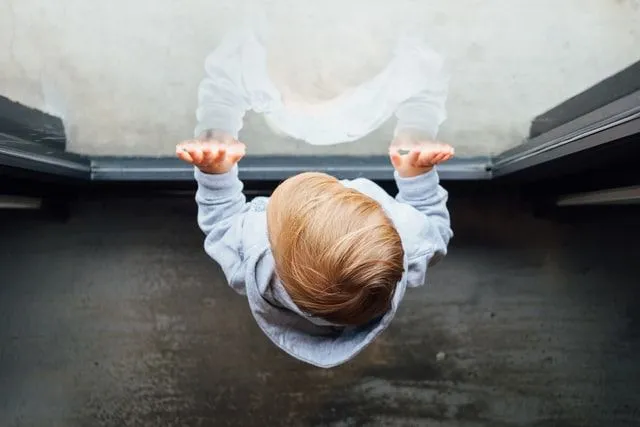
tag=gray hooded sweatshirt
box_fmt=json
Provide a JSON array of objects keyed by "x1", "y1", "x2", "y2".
[{"x1": 195, "y1": 166, "x2": 452, "y2": 368}]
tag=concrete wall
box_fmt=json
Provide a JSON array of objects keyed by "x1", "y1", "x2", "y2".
[{"x1": 1, "y1": 0, "x2": 639, "y2": 157}]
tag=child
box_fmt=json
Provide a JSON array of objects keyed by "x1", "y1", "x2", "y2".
[{"x1": 176, "y1": 138, "x2": 454, "y2": 368}]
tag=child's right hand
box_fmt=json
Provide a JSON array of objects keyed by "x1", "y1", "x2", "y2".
[
  {"x1": 389, "y1": 142, "x2": 454, "y2": 178},
  {"x1": 176, "y1": 138, "x2": 246, "y2": 175}
]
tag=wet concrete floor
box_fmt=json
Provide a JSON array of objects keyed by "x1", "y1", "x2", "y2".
[{"x1": 1, "y1": 193, "x2": 639, "y2": 426}]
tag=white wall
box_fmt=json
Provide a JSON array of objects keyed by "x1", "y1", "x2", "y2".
[{"x1": 1, "y1": 0, "x2": 639, "y2": 157}]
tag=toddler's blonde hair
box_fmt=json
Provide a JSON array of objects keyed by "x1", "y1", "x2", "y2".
[{"x1": 267, "y1": 172, "x2": 404, "y2": 325}]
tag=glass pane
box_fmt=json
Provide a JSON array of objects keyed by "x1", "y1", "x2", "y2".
[{"x1": 1, "y1": 0, "x2": 639, "y2": 159}]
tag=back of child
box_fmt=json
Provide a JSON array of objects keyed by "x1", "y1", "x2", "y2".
[{"x1": 176, "y1": 138, "x2": 454, "y2": 367}]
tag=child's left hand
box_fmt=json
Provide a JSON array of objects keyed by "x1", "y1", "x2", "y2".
[{"x1": 389, "y1": 138, "x2": 454, "y2": 178}]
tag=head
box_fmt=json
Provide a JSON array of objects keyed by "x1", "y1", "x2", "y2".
[{"x1": 267, "y1": 172, "x2": 404, "y2": 326}]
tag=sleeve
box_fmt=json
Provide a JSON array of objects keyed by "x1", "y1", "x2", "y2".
[
  {"x1": 194, "y1": 166, "x2": 249, "y2": 294},
  {"x1": 195, "y1": 32, "x2": 252, "y2": 139},
  {"x1": 394, "y1": 169, "x2": 453, "y2": 287}
]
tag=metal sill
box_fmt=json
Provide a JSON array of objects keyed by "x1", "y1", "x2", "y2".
[
  {"x1": 90, "y1": 155, "x2": 492, "y2": 181},
  {"x1": 1, "y1": 132, "x2": 490, "y2": 182}
]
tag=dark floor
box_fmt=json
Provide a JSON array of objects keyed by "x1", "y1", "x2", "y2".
[{"x1": 0, "y1": 193, "x2": 639, "y2": 427}]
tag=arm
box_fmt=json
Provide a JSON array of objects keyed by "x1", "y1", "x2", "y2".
[
  {"x1": 194, "y1": 166, "x2": 248, "y2": 293},
  {"x1": 195, "y1": 32, "x2": 252, "y2": 139},
  {"x1": 389, "y1": 143, "x2": 454, "y2": 287},
  {"x1": 395, "y1": 169, "x2": 452, "y2": 264},
  {"x1": 177, "y1": 140, "x2": 248, "y2": 294}
]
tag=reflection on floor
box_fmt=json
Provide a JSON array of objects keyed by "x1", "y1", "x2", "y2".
[
  {"x1": 0, "y1": 195, "x2": 639, "y2": 426},
  {"x1": 1, "y1": 0, "x2": 639, "y2": 157}
]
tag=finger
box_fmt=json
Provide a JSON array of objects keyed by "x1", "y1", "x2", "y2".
[
  {"x1": 227, "y1": 152, "x2": 244, "y2": 164},
  {"x1": 434, "y1": 144, "x2": 454, "y2": 156},
  {"x1": 227, "y1": 144, "x2": 246, "y2": 163},
  {"x1": 408, "y1": 149, "x2": 421, "y2": 166},
  {"x1": 201, "y1": 144, "x2": 216, "y2": 166},
  {"x1": 176, "y1": 141, "x2": 192, "y2": 155},
  {"x1": 432, "y1": 152, "x2": 448, "y2": 164},
  {"x1": 418, "y1": 149, "x2": 436, "y2": 167},
  {"x1": 214, "y1": 145, "x2": 227, "y2": 162},
  {"x1": 389, "y1": 150, "x2": 403, "y2": 169},
  {"x1": 176, "y1": 149, "x2": 193, "y2": 164},
  {"x1": 189, "y1": 144, "x2": 204, "y2": 164},
  {"x1": 179, "y1": 142, "x2": 195, "y2": 154},
  {"x1": 206, "y1": 145, "x2": 222, "y2": 163}
]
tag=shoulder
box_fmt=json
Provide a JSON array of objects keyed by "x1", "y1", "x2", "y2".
[
  {"x1": 240, "y1": 198, "x2": 271, "y2": 253},
  {"x1": 248, "y1": 196, "x2": 269, "y2": 213},
  {"x1": 341, "y1": 178, "x2": 395, "y2": 205},
  {"x1": 341, "y1": 178, "x2": 431, "y2": 258}
]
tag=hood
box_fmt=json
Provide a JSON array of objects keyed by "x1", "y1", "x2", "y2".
[
  {"x1": 241, "y1": 180, "x2": 429, "y2": 368},
  {"x1": 244, "y1": 247, "x2": 409, "y2": 369}
]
